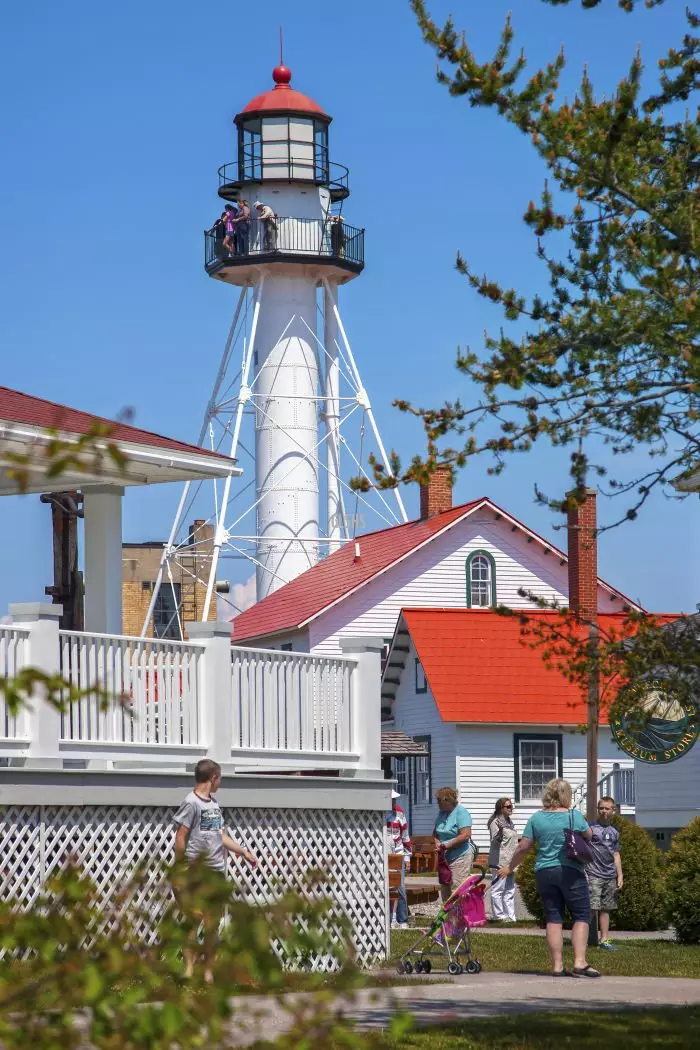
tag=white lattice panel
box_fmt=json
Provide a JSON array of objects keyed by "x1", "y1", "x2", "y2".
[{"x1": 0, "y1": 804, "x2": 387, "y2": 968}]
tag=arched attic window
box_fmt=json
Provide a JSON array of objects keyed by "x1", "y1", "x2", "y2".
[{"x1": 466, "y1": 550, "x2": 497, "y2": 608}]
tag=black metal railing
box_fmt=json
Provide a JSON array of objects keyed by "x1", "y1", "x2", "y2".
[
  {"x1": 204, "y1": 216, "x2": 364, "y2": 270},
  {"x1": 217, "y1": 158, "x2": 350, "y2": 199}
]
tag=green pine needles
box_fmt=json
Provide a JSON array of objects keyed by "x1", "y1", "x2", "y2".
[{"x1": 370, "y1": 1, "x2": 699, "y2": 530}]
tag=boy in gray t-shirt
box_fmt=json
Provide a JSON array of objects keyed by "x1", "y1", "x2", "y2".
[
  {"x1": 174, "y1": 759, "x2": 257, "y2": 979},
  {"x1": 586, "y1": 796, "x2": 623, "y2": 951}
]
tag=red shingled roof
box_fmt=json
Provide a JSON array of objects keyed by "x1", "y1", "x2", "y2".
[
  {"x1": 401, "y1": 608, "x2": 680, "y2": 725},
  {"x1": 0, "y1": 386, "x2": 232, "y2": 461},
  {"x1": 232, "y1": 499, "x2": 484, "y2": 642},
  {"x1": 232, "y1": 496, "x2": 639, "y2": 643}
]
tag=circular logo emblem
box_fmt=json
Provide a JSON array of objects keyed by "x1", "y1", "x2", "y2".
[{"x1": 611, "y1": 684, "x2": 699, "y2": 764}]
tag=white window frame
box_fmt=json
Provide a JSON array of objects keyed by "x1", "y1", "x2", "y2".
[
  {"x1": 517, "y1": 736, "x2": 561, "y2": 802},
  {"x1": 470, "y1": 553, "x2": 492, "y2": 607}
]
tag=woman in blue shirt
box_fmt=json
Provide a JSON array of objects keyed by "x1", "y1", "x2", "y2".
[
  {"x1": 433, "y1": 786, "x2": 474, "y2": 901},
  {"x1": 497, "y1": 778, "x2": 599, "y2": 978}
]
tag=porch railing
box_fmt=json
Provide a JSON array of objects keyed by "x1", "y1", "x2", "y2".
[
  {"x1": 231, "y1": 647, "x2": 353, "y2": 755},
  {"x1": 0, "y1": 625, "x2": 30, "y2": 740},
  {"x1": 58, "y1": 630, "x2": 203, "y2": 748},
  {"x1": 572, "y1": 763, "x2": 636, "y2": 810},
  {"x1": 0, "y1": 607, "x2": 379, "y2": 772}
]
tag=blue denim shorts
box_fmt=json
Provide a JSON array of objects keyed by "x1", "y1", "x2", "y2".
[{"x1": 535, "y1": 865, "x2": 590, "y2": 924}]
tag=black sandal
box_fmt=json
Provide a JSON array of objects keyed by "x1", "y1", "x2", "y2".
[
  {"x1": 572, "y1": 965, "x2": 601, "y2": 978},
  {"x1": 552, "y1": 970, "x2": 572, "y2": 977}
]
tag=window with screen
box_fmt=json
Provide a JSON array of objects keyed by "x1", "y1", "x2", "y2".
[{"x1": 514, "y1": 734, "x2": 562, "y2": 802}]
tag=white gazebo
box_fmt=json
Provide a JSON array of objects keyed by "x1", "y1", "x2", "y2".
[{"x1": 0, "y1": 385, "x2": 241, "y2": 634}]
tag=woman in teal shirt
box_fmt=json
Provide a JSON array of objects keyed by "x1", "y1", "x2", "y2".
[
  {"x1": 433, "y1": 786, "x2": 474, "y2": 901},
  {"x1": 498, "y1": 778, "x2": 599, "y2": 978}
]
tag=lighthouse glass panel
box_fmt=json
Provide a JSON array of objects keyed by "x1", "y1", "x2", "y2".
[
  {"x1": 240, "y1": 119, "x2": 262, "y2": 180},
  {"x1": 257, "y1": 116, "x2": 315, "y2": 181},
  {"x1": 314, "y1": 121, "x2": 329, "y2": 181},
  {"x1": 470, "y1": 554, "x2": 492, "y2": 607}
]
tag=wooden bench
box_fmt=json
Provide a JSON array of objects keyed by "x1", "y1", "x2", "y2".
[
  {"x1": 410, "y1": 835, "x2": 437, "y2": 874},
  {"x1": 389, "y1": 853, "x2": 439, "y2": 908},
  {"x1": 406, "y1": 885, "x2": 439, "y2": 906}
]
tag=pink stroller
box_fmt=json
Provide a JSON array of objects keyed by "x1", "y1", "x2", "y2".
[{"x1": 397, "y1": 869, "x2": 487, "y2": 975}]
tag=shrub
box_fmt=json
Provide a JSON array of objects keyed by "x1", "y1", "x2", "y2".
[
  {"x1": 515, "y1": 846, "x2": 544, "y2": 924},
  {"x1": 665, "y1": 817, "x2": 700, "y2": 944},
  {"x1": 609, "y1": 815, "x2": 665, "y2": 931},
  {"x1": 515, "y1": 815, "x2": 666, "y2": 930}
]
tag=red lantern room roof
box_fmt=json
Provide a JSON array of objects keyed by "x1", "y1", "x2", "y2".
[{"x1": 236, "y1": 65, "x2": 330, "y2": 122}]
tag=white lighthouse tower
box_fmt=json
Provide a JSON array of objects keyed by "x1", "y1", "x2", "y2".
[{"x1": 144, "y1": 63, "x2": 406, "y2": 634}]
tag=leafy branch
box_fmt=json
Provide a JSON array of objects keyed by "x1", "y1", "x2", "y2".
[{"x1": 362, "y1": 1, "x2": 700, "y2": 531}]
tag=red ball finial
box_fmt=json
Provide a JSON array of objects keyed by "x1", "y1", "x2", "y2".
[{"x1": 272, "y1": 64, "x2": 292, "y2": 86}]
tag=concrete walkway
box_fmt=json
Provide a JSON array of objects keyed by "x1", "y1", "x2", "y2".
[
  {"x1": 232, "y1": 972, "x2": 700, "y2": 1044},
  {"x1": 407, "y1": 926, "x2": 677, "y2": 941},
  {"x1": 345, "y1": 973, "x2": 700, "y2": 1027}
]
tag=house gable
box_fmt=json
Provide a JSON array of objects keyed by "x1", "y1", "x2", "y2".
[
  {"x1": 309, "y1": 508, "x2": 623, "y2": 656},
  {"x1": 233, "y1": 497, "x2": 636, "y2": 648}
]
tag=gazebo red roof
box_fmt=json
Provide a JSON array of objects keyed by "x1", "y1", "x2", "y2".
[
  {"x1": 236, "y1": 65, "x2": 329, "y2": 120},
  {"x1": 0, "y1": 386, "x2": 232, "y2": 461}
]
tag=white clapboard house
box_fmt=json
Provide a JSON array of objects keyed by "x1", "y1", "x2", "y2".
[
  {"x1": 232, "y1": 473, "x2": 635, "y2": 670},
  {"x1": 383, "y1": 607, "x2": 641, "y2": 839}
]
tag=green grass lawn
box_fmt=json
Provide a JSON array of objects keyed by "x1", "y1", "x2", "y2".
[
  {"x1": 380, "y1": 1007, "x2": 700, "y2": 1049},
  {"x1": 388, "y1": 930, "x2": 700, "y2": 978}
]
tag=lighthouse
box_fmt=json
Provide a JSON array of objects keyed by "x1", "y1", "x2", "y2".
[
  {"x1": 143, "y1": 63, "x2": 406, "y2": 635},
  {"x1": 207, "y1": 63, "x2": 367, "y2": 601}
]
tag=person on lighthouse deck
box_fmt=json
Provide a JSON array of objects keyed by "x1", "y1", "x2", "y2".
[
  {"x1": 210, "y1": 211, "x2": 227, "y2": 259},
  {"x1": 254, "y1": 201, "x2": 278, "y2": 252},
  {"x1": 223, "y1": 204, "x2": 238, "y2": 255},
  {"x1": 234, "y1": 198, "x2": 251, "y2": 256}
]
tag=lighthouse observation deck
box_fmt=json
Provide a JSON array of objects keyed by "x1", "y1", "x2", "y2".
[{"x1": 204, "y1": 215, "x2": 364, "y2": 284}]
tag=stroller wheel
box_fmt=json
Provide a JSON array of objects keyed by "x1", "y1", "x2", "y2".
[
  {"x1": 466, "y1": 960, "x2": 480, "y2": 975},
  {"x1": 447, "y1": 961, "x2": 463, "y2": 976},
  {"x1": 421, "y1": 958, "x2": 432, "y2": 974},
  {"x1": 403, "y1": 961, "x2": 414, "y2": 974},
  {"x1": 474, "y1": 961, "x2": 483, "y2": 973},
  {"x1": 396, "y1": 961, "x2": 406, "y2": 975},
  {"x1": 414, "y1": 961, "x2": 424, "y2": 974}
]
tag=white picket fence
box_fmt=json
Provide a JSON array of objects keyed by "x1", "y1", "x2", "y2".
[
  {"x1": 0, "y1": 624, "x2": 30, "y2": 740},
  {"x1": 59, "y1": 630, "x2": 203, "y2": 748},
  {"x1": 231, "y1": 648, "x2": 354, "y2": 754}
]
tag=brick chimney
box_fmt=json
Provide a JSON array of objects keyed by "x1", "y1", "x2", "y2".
[
  {"x1": 567, "y1": 488, "x2": 598, "y2": 620},
  {"x1": 420, "y1": 465, "x2": 453, "y2": 519}
]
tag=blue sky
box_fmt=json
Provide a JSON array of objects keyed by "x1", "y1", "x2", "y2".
[{"x1": 1, "y1": 0, "x2": 697, "y2": 615}]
